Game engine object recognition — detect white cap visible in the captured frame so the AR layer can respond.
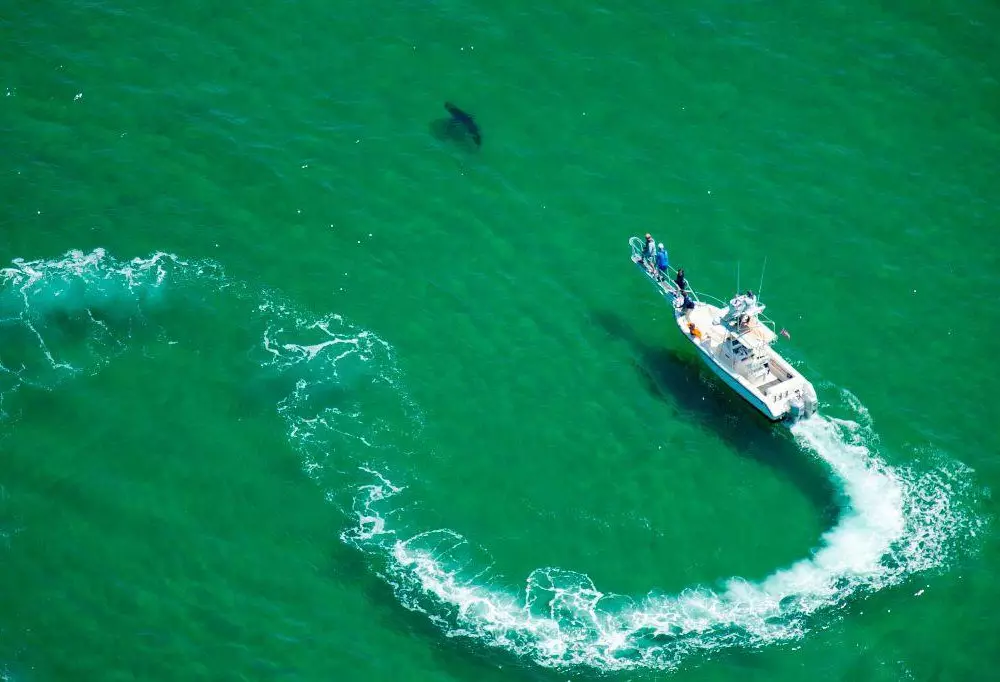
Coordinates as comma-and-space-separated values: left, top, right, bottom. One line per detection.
658, 243, 664, 249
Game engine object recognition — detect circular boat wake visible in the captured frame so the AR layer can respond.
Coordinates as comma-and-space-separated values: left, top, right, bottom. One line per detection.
0, 249, 985, 673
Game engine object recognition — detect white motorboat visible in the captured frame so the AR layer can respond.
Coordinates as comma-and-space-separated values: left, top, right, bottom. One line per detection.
629, 236, 818, 422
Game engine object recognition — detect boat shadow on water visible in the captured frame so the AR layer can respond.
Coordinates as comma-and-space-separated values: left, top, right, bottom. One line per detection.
591, 309, 839, 528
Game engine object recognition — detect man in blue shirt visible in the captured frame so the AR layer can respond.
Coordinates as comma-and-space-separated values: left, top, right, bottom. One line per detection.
654, 243, 669, 281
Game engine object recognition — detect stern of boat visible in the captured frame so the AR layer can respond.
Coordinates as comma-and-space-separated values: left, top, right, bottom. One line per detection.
786, 382, 819, 421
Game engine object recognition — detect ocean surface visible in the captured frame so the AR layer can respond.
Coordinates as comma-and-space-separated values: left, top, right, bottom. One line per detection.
1, 1, 998, 680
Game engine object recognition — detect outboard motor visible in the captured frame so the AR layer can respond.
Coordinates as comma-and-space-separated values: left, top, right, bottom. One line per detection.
787, 386, 819, 421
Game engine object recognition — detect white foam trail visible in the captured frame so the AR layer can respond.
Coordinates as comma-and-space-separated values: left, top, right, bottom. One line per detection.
0, 249, 984, 674
325, 393, 982, 671
0, 249, 190, 415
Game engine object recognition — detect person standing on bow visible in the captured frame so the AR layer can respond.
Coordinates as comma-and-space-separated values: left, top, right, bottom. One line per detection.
654, 243, 669, 281
643, 233, 656, 270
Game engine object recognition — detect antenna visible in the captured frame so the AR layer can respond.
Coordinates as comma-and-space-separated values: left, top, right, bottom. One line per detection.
757, 256, 768, 300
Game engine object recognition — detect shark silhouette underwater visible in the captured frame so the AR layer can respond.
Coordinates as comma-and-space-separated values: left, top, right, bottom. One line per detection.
430, 102, 482, 150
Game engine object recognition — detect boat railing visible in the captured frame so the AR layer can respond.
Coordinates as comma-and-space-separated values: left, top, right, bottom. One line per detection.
629, 236, 782, 336
628, 236, 732, 309
754, 311, 777, 333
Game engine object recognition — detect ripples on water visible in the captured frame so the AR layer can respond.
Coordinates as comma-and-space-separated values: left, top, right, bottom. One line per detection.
0, 248, 984, 673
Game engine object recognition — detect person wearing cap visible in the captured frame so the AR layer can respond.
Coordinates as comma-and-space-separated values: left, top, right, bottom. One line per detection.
643, 233, 656, 269
654, 243, 669, 280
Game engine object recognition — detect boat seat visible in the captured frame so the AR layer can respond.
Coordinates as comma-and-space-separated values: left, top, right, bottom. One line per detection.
760, 376, 784, 393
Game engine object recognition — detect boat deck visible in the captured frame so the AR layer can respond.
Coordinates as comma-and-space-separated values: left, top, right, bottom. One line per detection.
759, 376, 784, 392
680, 305, 796, 393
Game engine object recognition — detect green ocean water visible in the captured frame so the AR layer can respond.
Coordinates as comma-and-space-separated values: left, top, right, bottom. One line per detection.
1, 0, 998, 679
